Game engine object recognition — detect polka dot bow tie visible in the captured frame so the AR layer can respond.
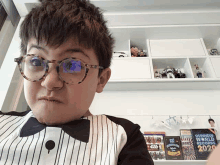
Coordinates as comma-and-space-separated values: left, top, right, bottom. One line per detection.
20, 117, 90, 143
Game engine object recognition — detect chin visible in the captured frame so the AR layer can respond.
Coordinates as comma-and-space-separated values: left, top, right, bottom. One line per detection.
35, 116, 57, 126
41, 117, 73, 126
44, 122, 56, 126
41, 120, 61, 126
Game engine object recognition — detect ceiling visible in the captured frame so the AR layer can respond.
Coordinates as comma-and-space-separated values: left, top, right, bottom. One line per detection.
13, 0, 220, 17
91, 0, 220, 13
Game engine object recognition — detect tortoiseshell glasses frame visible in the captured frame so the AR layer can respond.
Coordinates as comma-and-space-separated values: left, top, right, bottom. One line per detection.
14, 54, 104, 85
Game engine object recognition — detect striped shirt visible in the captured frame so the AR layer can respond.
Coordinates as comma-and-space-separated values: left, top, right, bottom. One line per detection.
0, 110, 153, 165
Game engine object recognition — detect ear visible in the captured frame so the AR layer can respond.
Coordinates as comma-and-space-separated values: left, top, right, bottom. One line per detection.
96, 68, 111, 93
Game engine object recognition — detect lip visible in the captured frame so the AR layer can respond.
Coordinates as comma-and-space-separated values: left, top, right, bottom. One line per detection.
39, 96, 63, 104
40, 99, 62, 104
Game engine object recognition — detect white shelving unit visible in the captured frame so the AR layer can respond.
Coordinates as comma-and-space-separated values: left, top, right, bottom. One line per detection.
106, 33, 220, 91
154, 160, 206, 165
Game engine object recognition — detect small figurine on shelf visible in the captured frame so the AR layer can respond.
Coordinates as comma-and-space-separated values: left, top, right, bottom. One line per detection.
113, 52, 128, 57
131, 46, 139, 57
139, 50, 147, 57
130, 46, 147, 57
209, 48, 219, 55
174, 68, 186, 78
174, 69, 181, 78
194, 64, 204, 78
154, 70, 162, 79
161, 66, 175, 79
154, 67, 186, 79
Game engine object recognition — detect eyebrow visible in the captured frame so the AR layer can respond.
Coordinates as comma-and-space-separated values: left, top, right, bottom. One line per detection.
28, 44, 90, 60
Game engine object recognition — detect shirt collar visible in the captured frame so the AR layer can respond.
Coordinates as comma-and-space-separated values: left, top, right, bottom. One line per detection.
19, 112, 90, 143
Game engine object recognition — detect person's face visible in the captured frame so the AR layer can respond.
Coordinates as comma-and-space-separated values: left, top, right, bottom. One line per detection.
210, 121, 215, 127
24, 38, 111, 125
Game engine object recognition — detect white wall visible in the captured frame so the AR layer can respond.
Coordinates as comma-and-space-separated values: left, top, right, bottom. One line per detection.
90, 90, 220, 138
91, 90, 220, 116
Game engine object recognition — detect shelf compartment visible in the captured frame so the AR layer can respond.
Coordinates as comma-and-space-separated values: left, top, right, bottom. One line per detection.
189, 58, 216, 78
130, 33, 148, 57
152, 58, 193, 79
207, 48, 220, 56
204, 38, 220, 56
109, 58, 151, 80
149, 39, 207, 57
209, 57, 220, 78
112, 38, 130, 58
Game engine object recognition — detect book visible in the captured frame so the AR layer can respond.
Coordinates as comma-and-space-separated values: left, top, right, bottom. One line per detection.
164, 136, 184, 160
180, 129, 196, 160
191, 129, 218, 160
144, 131, 166, 160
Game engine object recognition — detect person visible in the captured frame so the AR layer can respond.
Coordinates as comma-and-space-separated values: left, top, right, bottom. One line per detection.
209, 118, 215, 128
207, 143, 220, 165
0, 0, 154, 164
207, 119, 220, 165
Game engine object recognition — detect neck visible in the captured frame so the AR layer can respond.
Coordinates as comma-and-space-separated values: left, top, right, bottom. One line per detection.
83, 110, 93, 117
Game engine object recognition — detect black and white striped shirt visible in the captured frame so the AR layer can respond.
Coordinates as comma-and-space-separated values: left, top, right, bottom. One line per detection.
0, 110, 153, 165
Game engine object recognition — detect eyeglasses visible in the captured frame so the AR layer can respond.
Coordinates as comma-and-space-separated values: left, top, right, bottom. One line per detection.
14, 54, 104, 85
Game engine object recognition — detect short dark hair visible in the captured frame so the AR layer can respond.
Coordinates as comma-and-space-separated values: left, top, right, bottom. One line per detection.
208, 118, 215, 123
19, 0, 115, 77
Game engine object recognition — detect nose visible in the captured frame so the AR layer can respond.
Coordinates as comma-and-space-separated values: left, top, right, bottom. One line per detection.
41, 63, 64, 90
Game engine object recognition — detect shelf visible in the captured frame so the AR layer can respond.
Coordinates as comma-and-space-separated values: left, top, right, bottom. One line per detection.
108, 55, 220, 90
189, 58, 215, 78
152, 58, 193, 79
154, 160, 206, 165
107, 36, 220, 90
149, 39, 207, 57
104, 79, 220, 91
109, 25, 220, 50
109, 58, 151, 80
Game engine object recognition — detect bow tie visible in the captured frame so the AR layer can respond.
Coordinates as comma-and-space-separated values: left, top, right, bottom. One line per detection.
20, 117, 90, 143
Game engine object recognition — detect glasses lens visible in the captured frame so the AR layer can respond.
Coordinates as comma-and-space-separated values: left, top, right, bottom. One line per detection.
59, 59, 86, 84
21, 55, 46, 81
